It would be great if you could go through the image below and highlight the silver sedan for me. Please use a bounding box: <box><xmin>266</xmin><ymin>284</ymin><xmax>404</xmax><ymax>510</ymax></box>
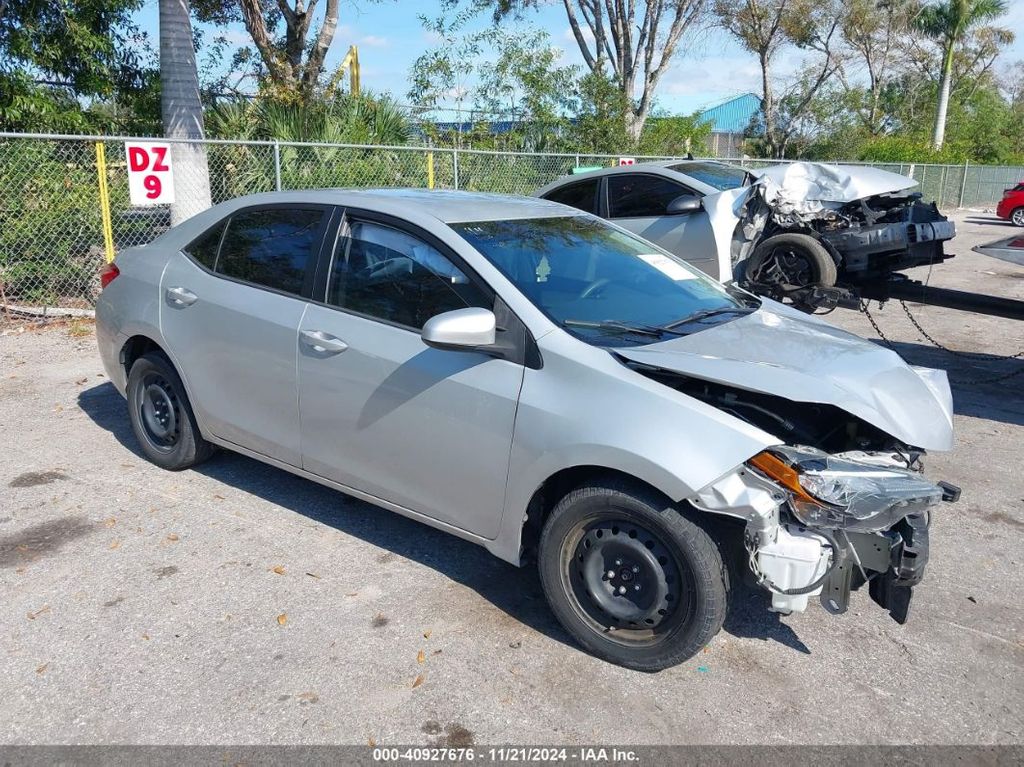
<box><xmin>96</xmin><ymin>189</ymin><xmax>958</xmax><ymax>670</ymax></box>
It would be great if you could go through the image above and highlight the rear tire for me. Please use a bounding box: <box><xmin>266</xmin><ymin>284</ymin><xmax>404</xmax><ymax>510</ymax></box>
<box><xmin>746</xmin><ymin>232</ymin><xmax>838</xmax><ymax>291</ymax></box>
<box><xmin>127</xmin><ymin>352</ymin><xmax>213</xmax><ymax>471</ymax></box>
<box><xmin>538</xmin><ymin>480</ymin><xmax>728</xmax><ymax>672</ymax></box>
<box><xmin>1011</xmin><ymin>207</ymin><xmax>1024</xmax><ymax>227</ymax></box>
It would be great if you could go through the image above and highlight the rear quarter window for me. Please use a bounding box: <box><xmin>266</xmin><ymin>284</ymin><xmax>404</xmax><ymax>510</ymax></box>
<box><xmin>182</xmin><ymin>222</ymin><xmax>225</xmax><ymax>270</ymax></box>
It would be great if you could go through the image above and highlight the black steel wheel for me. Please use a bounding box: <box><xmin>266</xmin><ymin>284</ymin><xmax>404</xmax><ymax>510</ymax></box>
<box><xmin>539</xmin><ymin>480</ymin><xmax>728</xmax><ymax>671</ymax></box>
<box><xmin>126</xmin><ymin>351</ymin><xmax>213</xmax><ymax>471</ymax></box>
<box><xmin>745</xmin><ymin>232</ymin><xmax>838</xmax><ymax>307</ymax></box>
<box><xmin>564</xmin><ymin>517</ymin><xmax>689</xmax><ymax>643</ymax></box>
<box><xmin>135</xmin><ymin>370</ymin><xmax>181</xmax><ymax>452</ymax></box>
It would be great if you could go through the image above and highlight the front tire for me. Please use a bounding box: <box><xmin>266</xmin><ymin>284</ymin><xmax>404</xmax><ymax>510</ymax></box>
<box><xmin>538</xmin><ymin>480</ymin><xmax>728</xmax><ymax>672</ymax></box>
<box><xmin>126</xmin><ymin>352</ymin><xmax>213</xmax><ymax>471</ymax></box>
<box><xmin>745</xmin><ymin>232</ymin><xmax>838</xmax><ymax>291</ymax></box>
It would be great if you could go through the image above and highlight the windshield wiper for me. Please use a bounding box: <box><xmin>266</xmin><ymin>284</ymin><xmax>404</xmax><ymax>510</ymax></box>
<box><xmin>562</xmin><ymin>319</ymin><xmax>684</xmax><ymax>338</ymax></box>
<box><xmin>662</xmin><ymin>306</ymin><xmax>755</xmax><ymax>330</ymax></box>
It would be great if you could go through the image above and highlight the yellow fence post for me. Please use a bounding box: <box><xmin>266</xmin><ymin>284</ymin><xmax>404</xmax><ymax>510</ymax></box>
<box><xmin>95</xmin><ymin>142</ymin><xmax>116</xmax><ymax>263</ymax></box>
<box><xmin>427</xmin><ymin>151</ymin><xmax>435</xmax><ymax>190</ymax></box>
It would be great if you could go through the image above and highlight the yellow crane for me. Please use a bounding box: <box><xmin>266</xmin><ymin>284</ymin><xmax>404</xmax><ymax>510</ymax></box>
<box><xmin>325</xmin><ymin>45</ymin><xmax>360</xmax><ymax>98</ymax></box>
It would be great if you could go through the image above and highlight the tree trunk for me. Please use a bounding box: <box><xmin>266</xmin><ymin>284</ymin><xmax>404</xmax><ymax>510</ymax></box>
<box><xmin>160</xmin><ymin>0</ymin><xmax>212</xmax><ymax>225</ymax></box>
<box><xmin>624</xmin><ymin>108</ymin><xmax>645</xmax><ymax>142</ymax></box>
<box><xmin>759</xmin><ymin>52</ymin><xmax>781</xmax><ymax>158</ymax></box>
<box><xmin>931</xmin><ymin>41</ymin><xmax>955</xmax><ymax>151</ymax></box>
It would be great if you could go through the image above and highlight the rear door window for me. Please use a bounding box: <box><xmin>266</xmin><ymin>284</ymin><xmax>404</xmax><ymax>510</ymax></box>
<box><xmin>217</xmin><ymin>208</ymin><xmax>326</xmax><ymax>296</ymax></box>
<box><xmin>543</xmin><ymin>178</ymin><xmax>600</xmax><ymax>214</ymax></box>
<box><xmin>608</xmin><ymin>174</ymin><xmax>691</xmax><ymax>218</ymax></box>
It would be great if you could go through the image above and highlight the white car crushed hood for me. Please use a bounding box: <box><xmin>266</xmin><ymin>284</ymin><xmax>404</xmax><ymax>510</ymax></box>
<box><xmin>752</xmin><ymin>162</ymin><xmax>918</xmax><ymax>216</ymax></box>
<box><xmin>703</xmin><ymin>162</ymin><xmax>924</xmax><ymax>281</ymax></box>
<box><xmin>615</xmin><ymin>302</ymin><xmax>955</xmax><ymax>452</ymax></box>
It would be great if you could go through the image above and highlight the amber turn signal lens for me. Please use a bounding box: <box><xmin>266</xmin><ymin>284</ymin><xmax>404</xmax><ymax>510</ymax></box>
<box><xmin>748</xmin><ymin>451</ymin><xmax>818</xmax><ymax>503</ymax></box>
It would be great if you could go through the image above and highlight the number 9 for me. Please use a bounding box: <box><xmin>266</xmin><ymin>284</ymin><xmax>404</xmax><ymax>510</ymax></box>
<box><xmin>144</xmin><ymin>174</ymin><xmax>162</xmax><ymax>199</ymax></box>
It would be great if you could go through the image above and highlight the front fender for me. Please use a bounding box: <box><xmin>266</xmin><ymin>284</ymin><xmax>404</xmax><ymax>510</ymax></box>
<box><xmin>489</xmin><ymin>333</ymin><xmax>779</xmax><ymax>565</ymax></box>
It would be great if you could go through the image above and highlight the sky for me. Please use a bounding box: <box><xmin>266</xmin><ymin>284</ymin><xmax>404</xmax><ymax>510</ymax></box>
<box><xmin>134</xmin><ymin>0</ymin><xmax>1024</xmax><ymax>116</ymax></box>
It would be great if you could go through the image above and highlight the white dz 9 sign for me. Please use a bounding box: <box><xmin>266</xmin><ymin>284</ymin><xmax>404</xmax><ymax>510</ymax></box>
<box><xmin>125</xmin><ymin>141</ymin><xmax>175</xmax><ymax>206</ymax></box>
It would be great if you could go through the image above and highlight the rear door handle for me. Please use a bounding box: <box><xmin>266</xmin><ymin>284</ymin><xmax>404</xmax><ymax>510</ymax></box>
<box><xmin>300</xmin><ymin>329</ymin><xmax>348</xmax><ymax>355</ymax></box>
<box><xmin>166</xmin><ymin>286</ymin><xmax>198</xmax><ymax>306</ymax></box>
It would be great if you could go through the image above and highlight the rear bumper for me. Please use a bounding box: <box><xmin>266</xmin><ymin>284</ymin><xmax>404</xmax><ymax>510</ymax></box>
<box><xmin>95</xmin><ymin>305</ymin><xmax>128</xmax><ymax>396</ymax></box>
<box><xmin>996</xmin><ymin>199</ymin><xmax>1014</xmax><ymax>219</ymax></box>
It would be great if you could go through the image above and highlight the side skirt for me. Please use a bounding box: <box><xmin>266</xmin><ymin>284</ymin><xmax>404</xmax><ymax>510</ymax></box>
<box><xmin>203</xmin><ymin>434</ymin><xmax>519</xmax><ymax>564</ymax></box>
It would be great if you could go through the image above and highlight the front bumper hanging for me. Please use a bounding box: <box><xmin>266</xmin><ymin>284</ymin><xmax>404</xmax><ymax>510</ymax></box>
<box><xmin>868</xmin><ymin>512</ymin><xmax>930</xmax><ymax>624</ymax></box>
<box><xmin>819</xmin><ymin>509</ymin><xmax>937</xmax><ymax>624</ymax></box>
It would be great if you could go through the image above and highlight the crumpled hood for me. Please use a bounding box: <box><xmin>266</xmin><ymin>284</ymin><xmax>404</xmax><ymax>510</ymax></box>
<box><xmin>616</xmin><ymin>303</ymin><xmax>955</xmax><ymax>451</ymax></box>
<box><xmin>752</xmin><ymin>162</ymin><xmax>918</xmax><ymax>207</ymax></box>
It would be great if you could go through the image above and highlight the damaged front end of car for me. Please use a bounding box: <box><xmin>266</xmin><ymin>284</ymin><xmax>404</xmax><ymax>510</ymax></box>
<box><xmin>722</xmin><ymin>163</ymin><xmax>956</xmax><ymax>311</ymax></box>
<box><xmin>621</xmin><ymin>357</ymin><xmax>960</xmax><ymax>624</ymax></box>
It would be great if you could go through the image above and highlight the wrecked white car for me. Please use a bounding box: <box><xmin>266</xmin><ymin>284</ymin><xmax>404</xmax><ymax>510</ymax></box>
<box><xmin>536</xmin><ymin>160</ymin><xmax>956</xmax><ymax>310</ymax></box>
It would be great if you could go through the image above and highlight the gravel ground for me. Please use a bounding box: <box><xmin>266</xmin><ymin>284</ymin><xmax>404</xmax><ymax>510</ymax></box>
<box><xmin>0</xmin><ymin>210</ymin><xmax>1021</xmax><ymax>746</ymax></box>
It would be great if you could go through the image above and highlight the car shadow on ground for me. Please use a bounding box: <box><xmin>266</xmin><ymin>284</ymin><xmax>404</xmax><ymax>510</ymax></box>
<box><xmin>77</xmin><ymin>381</ymin><xmax>809</xmax><ymax>659</ymax></box>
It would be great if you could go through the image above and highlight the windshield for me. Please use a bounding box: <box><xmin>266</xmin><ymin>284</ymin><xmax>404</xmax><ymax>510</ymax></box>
<box><xmin>669</xmin><ymin>162</ymin><xmax>749</xmax><ymax>191</ymax></box>
<box><xmin>452</xmin><ymin>215</ymin><xmax>756</xmax><ymax>347</ymax></box>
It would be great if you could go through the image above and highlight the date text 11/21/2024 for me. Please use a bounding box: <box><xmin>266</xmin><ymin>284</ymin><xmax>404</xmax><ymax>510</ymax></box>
<box><xmin>371</xmin><ymin>747</ymin><xmax>640</xmax><ymax>762</ymax></box>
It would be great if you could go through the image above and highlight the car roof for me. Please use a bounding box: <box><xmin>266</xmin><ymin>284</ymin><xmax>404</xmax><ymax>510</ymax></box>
<box><xmin>204</xmin><ymin>188</ymin><xmax>574</xmax><ymax>225</ymax></box>
<box><xmin>534</xmin><ymin>160</ymin><xmax>736</xmax><ymax>198</ymax></box>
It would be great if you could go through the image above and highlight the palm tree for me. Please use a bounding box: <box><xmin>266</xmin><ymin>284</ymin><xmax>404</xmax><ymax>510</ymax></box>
<box><xmin>159</xmin><ymin>0</ymin><xmax>211</xmax><ymax>224</ymax></box>
<box><xmin>917</xmin><ymin>0</ymin><xmax>1009</xmax><ymax>151</ymax></box>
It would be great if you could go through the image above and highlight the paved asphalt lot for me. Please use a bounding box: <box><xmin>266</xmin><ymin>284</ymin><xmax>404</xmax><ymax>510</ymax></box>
<box><xmin>1</xmin><ymin>210</ymin><xmax>1022</xmax><ymax>745</ymax></box>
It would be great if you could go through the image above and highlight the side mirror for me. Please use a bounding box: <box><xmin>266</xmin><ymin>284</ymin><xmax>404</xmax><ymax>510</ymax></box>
<box><xmin>421</xmin><ymin>307</ymin><xmax>496</xmax><ymax>350</ymax></box>
<box><xmin>666</xmin><ymin>194</ymin><xmax>702</xmax><ymax>215</ymax></box>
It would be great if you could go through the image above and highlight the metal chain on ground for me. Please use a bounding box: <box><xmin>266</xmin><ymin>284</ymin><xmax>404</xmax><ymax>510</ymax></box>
<box><xmin>859</xmin><ymin>299</ymin><xmax>1024</xmax><ymax>385</ymax></box>
<box><xmin>899</xmin><ymin>300</ymin><xmax>1024</xmax><ymax>361</ymax></box>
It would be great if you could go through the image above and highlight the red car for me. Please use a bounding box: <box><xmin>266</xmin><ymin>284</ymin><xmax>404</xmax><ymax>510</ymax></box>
<box><xmin>996</xmin><ymin>182</ymin><xmax>1024</xmax><ymax>226</ymax></box>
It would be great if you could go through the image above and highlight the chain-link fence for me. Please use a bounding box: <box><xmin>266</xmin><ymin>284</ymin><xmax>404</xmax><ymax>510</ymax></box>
<box><xmin>2</xmin><ymin>131</ymin><xmax>1022</xmax><ymax>314</ymax></box>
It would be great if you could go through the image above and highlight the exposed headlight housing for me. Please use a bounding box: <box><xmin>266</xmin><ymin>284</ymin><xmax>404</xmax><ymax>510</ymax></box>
<box><xmin>748</xmin><ymin>446</ymin><xmax>943</xmax><ymax>533</ymax></box>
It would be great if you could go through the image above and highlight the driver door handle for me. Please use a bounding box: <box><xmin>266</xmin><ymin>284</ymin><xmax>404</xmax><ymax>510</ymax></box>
<box><xmin>165</xmin><ymin>286</ymin><xmax>198</xmax><ymax>306</ymax></box>
<box><xmin>300</xmin><ymin>329</ymin><xmax>348</xmax><ymax>355</ymax></box>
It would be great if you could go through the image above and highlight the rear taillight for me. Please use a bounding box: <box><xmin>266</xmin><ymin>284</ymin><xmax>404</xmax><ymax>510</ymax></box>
<box><xmin>99</xmin><ymin>262</ymin><xmax>120</xmax><ymax>290</ymax></box>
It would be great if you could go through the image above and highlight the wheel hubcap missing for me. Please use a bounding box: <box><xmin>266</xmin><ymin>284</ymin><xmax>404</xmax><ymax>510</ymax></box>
<box><xmin>568</xmin><ymin>520</ymin><xmax>681</xmax><ymax>635</ymax></box>
<box><xmin>138</xmin><ymin>374</ymin><xmax>180</xmax><ymax>449</ymax></box>
<box><xmin>753</xmin><ymin>247</ymin><xmax>815</xmax><ymax>289</ymax></box>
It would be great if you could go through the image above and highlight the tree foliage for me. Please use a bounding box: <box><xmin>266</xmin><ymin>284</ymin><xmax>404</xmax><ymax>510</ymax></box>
<box><xmin>192</xmin><ymin>0</ymin><xmax>341</xmax><ymax>101</ymax></box>
<box><xmin>715</xmin><ymin>0</ymin><xmax>846</xmax><ymax>158</ymax></box>
<box><xmin>915</xmin><ymin>0</ymin><xmax>1011</xmax><ymax>148</ymax></box>
<box><xmin>491</xmin><ymin>0</ymin><xmax>708</xmax><ymax>139</ymax></box>
<box><xmin>0</xmin><ymin>0</ymin><xmax>149</xmax><ymax>131</ymax></box>
<box><xmin>206</xmin><ymin>92</ymin><xmax>412</xmax><ymax>145</ymax></box>
<box><xmin>409</xmin><ymin>4</ymin><xmax>579</xmax><ymax>150</ymax></box>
